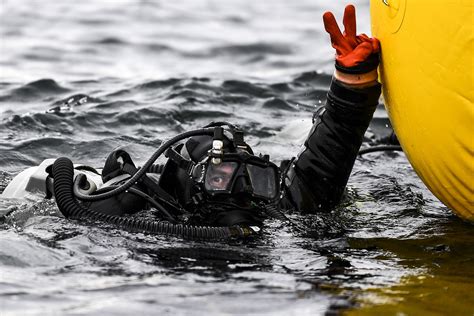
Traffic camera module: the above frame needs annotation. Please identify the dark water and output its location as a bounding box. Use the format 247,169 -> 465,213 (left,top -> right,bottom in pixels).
1,1 -> 473,315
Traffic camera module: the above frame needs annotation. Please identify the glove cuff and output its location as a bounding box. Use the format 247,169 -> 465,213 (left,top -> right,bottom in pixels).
335,53 -> 379,74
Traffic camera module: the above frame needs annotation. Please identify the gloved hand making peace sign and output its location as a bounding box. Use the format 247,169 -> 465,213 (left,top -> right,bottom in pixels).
323,5 -> 380,86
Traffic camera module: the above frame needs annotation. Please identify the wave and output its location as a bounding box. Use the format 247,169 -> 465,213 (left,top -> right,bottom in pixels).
210,43 -> 293,56
0,79 -> 70,103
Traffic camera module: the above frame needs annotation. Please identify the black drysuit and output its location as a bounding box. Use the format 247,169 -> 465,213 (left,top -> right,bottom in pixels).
281,78 -> 381,213
85,78 -> 381,222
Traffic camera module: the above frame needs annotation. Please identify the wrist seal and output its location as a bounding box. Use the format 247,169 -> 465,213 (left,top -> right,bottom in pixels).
335,53 -> 379,74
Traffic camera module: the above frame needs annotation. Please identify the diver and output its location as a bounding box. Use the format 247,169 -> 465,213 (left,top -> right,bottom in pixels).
2,5 -> 382,240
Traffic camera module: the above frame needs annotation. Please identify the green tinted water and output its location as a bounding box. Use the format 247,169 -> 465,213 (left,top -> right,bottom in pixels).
345,217 -> 474,315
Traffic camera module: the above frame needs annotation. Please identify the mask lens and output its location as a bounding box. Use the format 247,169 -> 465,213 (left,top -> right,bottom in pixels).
204,162 -> 238,192
246,164 -> 277,199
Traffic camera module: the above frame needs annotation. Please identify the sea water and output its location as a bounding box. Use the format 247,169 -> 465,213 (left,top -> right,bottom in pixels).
1,1 -> 473,315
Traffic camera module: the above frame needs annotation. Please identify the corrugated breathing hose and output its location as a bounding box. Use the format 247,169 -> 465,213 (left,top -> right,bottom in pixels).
52,157 -> 255,240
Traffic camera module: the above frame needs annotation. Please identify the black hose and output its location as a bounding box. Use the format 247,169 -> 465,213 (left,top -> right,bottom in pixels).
358,145 -> 403,156
263,203 -> 289,221
148,163 -> 165,174
52,157 -> 255,240
76,128 -> 215,202
73,174 -> 177,222
263,203 -> 306,233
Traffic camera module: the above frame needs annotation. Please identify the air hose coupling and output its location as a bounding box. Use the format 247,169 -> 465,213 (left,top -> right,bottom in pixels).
229,225 -> 261,237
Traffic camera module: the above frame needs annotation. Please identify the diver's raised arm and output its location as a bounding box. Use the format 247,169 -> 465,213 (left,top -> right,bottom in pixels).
282,5 -> 381,212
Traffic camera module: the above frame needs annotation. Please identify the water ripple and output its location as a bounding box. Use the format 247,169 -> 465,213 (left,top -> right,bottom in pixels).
0,79 -> 69,102
0,1 -> 467,314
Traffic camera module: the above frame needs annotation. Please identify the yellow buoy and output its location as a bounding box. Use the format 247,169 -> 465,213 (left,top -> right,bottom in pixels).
370,0 -> 473,221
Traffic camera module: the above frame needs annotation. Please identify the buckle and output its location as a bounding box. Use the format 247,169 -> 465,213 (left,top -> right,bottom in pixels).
192,192 -> 204,205
190,163 -> 206,182
165,148 -> 195,175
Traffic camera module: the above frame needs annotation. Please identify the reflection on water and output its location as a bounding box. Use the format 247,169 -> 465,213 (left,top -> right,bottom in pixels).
347,218 -> 474,315
1,0 -> 472,315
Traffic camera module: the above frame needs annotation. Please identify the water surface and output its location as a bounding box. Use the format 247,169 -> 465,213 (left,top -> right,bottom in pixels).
1,1 -> 472,315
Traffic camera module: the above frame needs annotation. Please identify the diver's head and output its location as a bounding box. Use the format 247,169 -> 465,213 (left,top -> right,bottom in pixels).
159,123 -> 280,226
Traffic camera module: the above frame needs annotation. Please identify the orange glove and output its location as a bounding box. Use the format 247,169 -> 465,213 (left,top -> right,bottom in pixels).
323,4 -> 380,74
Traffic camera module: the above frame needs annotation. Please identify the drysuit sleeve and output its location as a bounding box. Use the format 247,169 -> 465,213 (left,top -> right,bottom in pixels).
283,79 -> 381,212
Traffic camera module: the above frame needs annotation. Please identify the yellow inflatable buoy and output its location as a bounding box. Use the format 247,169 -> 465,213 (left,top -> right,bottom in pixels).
370,0 -> 473,221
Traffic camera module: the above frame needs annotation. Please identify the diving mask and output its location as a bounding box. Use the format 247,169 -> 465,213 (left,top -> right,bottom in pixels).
191,152 -> 280,202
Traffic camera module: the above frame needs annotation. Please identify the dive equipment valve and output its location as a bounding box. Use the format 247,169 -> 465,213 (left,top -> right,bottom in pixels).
211,127 -> 224,165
